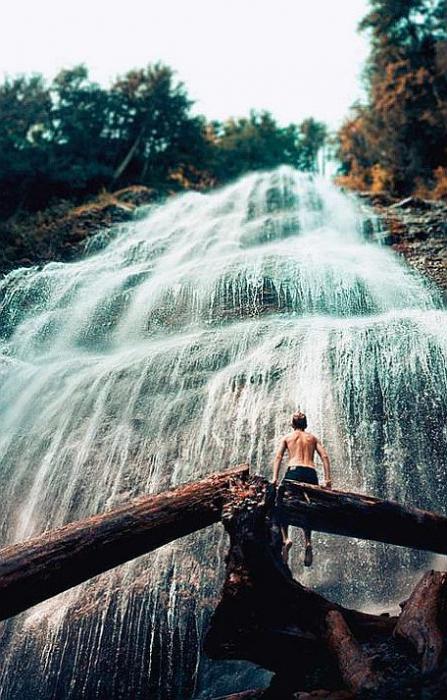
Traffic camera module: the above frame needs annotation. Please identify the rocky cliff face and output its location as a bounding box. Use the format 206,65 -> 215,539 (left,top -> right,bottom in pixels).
358,193 -> 447,296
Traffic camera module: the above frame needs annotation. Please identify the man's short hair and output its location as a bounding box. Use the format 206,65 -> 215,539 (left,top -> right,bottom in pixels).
292,411 -> 307,430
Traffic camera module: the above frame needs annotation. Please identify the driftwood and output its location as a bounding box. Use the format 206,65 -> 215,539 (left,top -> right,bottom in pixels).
394,570 -> 447,674
205,475 -> 447,698
279,480 -> 447,555
0,465 -> 249,621
324,610 -> 382,693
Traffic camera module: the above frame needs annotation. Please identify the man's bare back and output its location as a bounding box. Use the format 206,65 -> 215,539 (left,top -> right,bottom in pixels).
283,429 -> 319,468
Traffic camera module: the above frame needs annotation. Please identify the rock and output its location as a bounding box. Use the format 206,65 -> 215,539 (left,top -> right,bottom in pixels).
358,193 -> 447,296
356,191 -> 396,207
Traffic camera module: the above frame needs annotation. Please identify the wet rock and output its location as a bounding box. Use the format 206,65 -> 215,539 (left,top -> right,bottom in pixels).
359,193 -> 447,296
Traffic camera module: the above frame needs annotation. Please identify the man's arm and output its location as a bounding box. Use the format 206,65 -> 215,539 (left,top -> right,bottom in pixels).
316,439 -> 332,488
272,437 -> 287,485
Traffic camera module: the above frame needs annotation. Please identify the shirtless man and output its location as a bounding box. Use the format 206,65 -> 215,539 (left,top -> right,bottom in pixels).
272,411 -> 332,566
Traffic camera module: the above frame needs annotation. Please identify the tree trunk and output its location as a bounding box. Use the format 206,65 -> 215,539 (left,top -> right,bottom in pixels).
206,475 -> 447,698
113,125 -> 145,182
394,570 -> 447,674
278,480 -> 447,555
0,465 -> 249,621
324,610 -> 382,693
205,476 -> 395,696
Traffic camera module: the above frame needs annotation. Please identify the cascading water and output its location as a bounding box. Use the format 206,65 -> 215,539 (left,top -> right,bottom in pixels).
0,167 -> 446,699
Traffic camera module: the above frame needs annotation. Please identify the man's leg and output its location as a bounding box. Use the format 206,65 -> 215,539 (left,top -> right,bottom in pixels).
303,528 -> 313,567
281,525 -> 293,564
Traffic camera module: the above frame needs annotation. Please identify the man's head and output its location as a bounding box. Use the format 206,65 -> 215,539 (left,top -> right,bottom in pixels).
292,411 -> 307,430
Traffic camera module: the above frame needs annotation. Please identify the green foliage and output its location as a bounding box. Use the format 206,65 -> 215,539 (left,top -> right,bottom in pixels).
0,63 -> 327,219
297,118 -> 328,172
210,112 -> 298,179
209,112 -> 326,181
109,63 -> 208,186
50,66 -> 113,190
0,75 -> 52,213
338,0 -> 447,196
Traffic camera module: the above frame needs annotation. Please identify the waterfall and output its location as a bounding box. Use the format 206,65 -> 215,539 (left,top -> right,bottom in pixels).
0,167 -> 446,698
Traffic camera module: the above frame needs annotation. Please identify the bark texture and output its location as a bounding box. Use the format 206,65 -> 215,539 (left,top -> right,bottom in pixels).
394,570 -> 447,674
0,465 -> 249,620
278,480 -> 447,555
324,610 -> 382,693
205,475 -> 447,698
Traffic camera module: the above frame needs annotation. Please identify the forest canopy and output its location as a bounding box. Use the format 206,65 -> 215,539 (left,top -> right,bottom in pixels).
3,0 -> 446,225
337,0 -> 447,197
0,64 -> 326,219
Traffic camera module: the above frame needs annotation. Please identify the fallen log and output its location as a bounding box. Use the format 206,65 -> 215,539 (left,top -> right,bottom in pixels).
2,465 -> 447,629
205,476 -> 395,698
324,610 -> 382,694
278,480 -> 447,555
0,464 -> 249,621
394,570 -> 447,674
205,475 -> 447,697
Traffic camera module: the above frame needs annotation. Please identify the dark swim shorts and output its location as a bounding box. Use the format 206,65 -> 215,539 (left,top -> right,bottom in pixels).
284,466 -> 319,485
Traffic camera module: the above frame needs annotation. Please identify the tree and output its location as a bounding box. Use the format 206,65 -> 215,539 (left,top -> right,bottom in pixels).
109,63 -> 208,188
297,118 -> 327,172
209,111 -> 326,182
337,0 -> 447,196
0,61 -> 328,223
50,66 -> 114,195
0,75 -> 52,215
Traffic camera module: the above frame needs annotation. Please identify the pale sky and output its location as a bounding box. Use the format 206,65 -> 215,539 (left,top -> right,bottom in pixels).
2,0 -> 369,128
